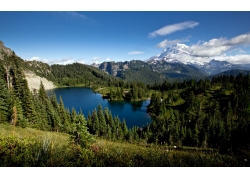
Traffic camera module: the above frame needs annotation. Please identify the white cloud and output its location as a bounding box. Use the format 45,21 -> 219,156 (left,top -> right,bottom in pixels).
128,51 -> 144,55
156,49 -> 250,64
175,53 -> 250,64
30,56 -> 85,65
185,33 -> 250,57
149,21 -> 199,38
157,37 -> 190,48
152,32 -> 250,64
106,58 -> 112,61
30,56 -> 52,64
30,56 -> 42,61
213,54 -> 250,64
92,57 -> 100,61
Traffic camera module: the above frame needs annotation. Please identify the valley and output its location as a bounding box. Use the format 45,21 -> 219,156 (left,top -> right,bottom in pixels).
1,40 -> 250,167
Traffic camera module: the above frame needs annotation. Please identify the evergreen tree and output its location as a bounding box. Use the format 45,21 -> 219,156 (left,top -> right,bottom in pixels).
19,79 -> 38,126
12,96 -> 28,128
73,112 -> 94,148
33,93 -> 49,130
97,104 -> 107,136
107,125 -> 112,140
91,109 -> 100,136
87,111 -> 93,134
0,78 -> 11,123
121,119 -> 129,141
46,101 -> 61,132
38,81 -> 48,103
58,96 -> 70,133
70,108 -> 78,134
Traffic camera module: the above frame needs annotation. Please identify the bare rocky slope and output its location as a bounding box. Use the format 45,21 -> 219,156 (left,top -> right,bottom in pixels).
0,40 -> 56,91
24,71 -> 56,91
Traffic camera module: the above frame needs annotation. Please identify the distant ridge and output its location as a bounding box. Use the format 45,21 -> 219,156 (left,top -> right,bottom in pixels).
209,69 -> 250,78
145,43 -> 250,76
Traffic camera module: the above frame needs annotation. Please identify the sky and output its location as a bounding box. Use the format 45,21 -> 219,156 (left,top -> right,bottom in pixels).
0,2 -> 249,179
1,11 -> 250,65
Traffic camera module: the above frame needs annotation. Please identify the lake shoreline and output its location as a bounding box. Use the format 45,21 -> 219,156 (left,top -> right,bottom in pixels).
51,87 -> 152,128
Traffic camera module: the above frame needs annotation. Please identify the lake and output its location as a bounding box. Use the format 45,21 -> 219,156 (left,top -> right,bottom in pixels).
48,87 -> 152,128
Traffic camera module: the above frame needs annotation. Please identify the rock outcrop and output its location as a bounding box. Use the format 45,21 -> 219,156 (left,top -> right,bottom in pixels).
24,71 -> 56,92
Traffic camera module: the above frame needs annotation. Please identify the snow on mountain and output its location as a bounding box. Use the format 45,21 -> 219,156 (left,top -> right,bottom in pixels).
146,43 -> 199,65
146,43 -> 250,75
146,43 -> 191,64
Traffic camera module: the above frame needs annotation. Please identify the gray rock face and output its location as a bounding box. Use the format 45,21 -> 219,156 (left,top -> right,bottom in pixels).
99,61 -> 123,76
0,40 -> 56,91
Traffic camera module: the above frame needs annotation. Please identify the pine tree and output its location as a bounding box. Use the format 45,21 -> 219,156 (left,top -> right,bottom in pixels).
12,96 -> 28,128
91,109 -> 100,136
104,107 -> 113,129
73,112 -> 94,148
33,93 -> 50,130
97,104 -> 107,136
58,96 -> 70,133
121,119 -> 129,141
50,93 -> 59,111
46,100 -> 61,132
0,78 -> 11,123
19,79 -> 38,126
87,111 -> 93,134
70,108 -> 78,134
38,81 -> 48,103
132,84 -> 138,101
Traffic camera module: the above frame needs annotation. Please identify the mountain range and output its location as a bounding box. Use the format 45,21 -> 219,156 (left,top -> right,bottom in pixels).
94,43 -> 250,83
1,40 -> 250,86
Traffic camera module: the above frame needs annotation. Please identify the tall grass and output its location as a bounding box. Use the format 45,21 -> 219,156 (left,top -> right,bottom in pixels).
0,124 -> 247,167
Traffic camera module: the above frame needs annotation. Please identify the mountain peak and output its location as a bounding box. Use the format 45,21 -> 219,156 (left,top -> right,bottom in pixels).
146,43 -> 190,64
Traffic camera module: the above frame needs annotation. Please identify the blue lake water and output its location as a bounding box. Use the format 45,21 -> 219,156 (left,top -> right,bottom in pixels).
48,87 -> 152,128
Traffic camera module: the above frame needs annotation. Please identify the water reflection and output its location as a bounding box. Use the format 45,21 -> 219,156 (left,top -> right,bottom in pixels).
131,101 -> 143,112
107,101 -> 125,111
50,87 -> 152,128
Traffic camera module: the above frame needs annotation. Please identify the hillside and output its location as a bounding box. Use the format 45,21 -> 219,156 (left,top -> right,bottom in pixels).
0,124 -> 240,167
209,69 -> 250,78
0,40 -> 124,91
0,42 -> 56,91
96,60 -> 166,85
148,59 -> 207,79
1,41 -> 250,167
50,63 -> 122,88
95,59 -> 208,83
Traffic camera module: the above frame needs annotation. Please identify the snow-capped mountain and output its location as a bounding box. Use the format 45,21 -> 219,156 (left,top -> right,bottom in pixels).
190,59 -> 245,75
147,43 -> 189,64
146,43 -> 250,75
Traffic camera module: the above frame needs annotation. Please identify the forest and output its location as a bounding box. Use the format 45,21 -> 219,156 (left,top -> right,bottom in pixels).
0,50 -> 250,166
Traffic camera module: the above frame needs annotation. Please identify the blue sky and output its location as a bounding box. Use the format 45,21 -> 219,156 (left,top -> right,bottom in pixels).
1,11 -> 250,65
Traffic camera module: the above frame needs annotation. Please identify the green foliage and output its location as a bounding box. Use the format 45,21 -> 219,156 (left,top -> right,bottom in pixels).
50,63 -> 122,87
147,73 -> 250,153
72,113 -> 95,148
1,49 -> 250,166
98,60 -> 165,85
0,78 -> 11,123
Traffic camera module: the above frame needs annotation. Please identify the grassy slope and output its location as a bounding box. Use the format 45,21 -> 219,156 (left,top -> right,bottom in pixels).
0,123 -> 242,167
